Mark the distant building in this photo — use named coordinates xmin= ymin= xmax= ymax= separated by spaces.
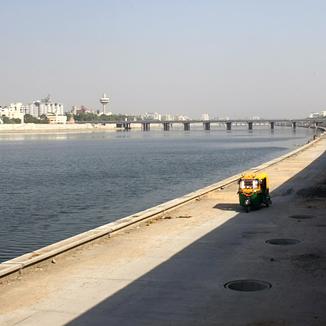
xmin=0 ymin=103 xmax=24 ymax=122
xmin=46 ymin=113 xmax=67 ymax=124
xmin=201 ymin=113 xmax=210 ymax=121
xmin=162 ymin=114 xmax=174 ymax=121
xmin=309 ymin=112 xmax=320 ymax=118
xmin=252 ymin=116 xmax=261 ymax=120
xmin=0 ymin=95 xmax=67 ymax=124
xmin=24 ymin=95 xmax=64 ymax=118
xmin=320 ymin=111 xmax=326 ymax=117
xmin=174 ymin=115 xmax=189 ymax=121
xmin=71 ymin=105 xmax=93 ymax=115
xmin=143 ymin=112 xmax=162 ymax=120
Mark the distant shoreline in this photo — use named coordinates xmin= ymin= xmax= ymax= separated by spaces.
xmin=0 ymin=123 xmax=120 ymax=135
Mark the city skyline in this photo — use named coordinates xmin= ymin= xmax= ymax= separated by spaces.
xmin=1 ymin=1 xmax=326 ymax=119
xmin=2 ymin=93 xmax=326 ymax=122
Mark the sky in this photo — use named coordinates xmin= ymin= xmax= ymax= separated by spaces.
xmin=1 ymin=0 xmax=326 ymax=119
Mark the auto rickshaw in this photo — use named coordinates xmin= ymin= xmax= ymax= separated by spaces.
xmin=238 ymin=172 xmax=272 ymax=212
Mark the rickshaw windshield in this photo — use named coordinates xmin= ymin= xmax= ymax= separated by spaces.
xmin=240 ymin=179 xmax=259 ymax=189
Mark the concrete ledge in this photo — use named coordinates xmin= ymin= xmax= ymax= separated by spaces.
xmin=0 ymin=263 xmax=24 ymax=277
xmin=0 ymin=132 xmax=324 ymax=279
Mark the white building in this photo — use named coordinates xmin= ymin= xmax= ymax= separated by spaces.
xmin=162 ymin=114 xmax=174 ymax=121
xmin=143 ymin=112 xmax=162 ymax=120
xmin=46 ymin=113 xmax=67 ymax=124
xmin=309 ymin=112 xmax=320 ymax=118
xmin=174 ymin=115 xmax=189 ymax=121
xmin=201 ymin=113 xmax=210 ymax=121
xmin=25 ymin=95 xmax=64 ymax=118
xmin=0 ymin=103 xmax=24 ymax=122
xmin=320 ymin=111 xmax=326 ymax=117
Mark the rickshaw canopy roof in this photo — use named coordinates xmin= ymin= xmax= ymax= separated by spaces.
xmin=241 ymin=172 xmax=269 ymax=181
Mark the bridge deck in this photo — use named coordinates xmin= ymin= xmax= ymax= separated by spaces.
xmin=1 ymin=137 xmax=326 ymax=325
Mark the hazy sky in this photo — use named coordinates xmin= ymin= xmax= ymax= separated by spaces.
xmin=1 ymin=0 xmax=325 ymax=118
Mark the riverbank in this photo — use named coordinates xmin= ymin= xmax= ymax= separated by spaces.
xmin=0 ymin=132 xmax=325 ymax=325
xmin=0 ymin=123 xmax=118 ymax=134
xmin=0 ymin=123 xmax=174 ymax=134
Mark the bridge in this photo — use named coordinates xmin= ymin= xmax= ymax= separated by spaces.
xmin=77 ymin=118 xmax=324 ymax=131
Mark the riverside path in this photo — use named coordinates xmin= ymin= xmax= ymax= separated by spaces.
xmin=1 ymin=136 xmax=326 ymax=326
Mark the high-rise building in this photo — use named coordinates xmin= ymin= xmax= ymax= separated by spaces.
xmin=25 ymin=95 xmax=64 ymax=118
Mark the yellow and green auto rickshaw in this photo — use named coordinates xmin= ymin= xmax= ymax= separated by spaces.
xmin=238 ymin=172 xmax=272 ymax=212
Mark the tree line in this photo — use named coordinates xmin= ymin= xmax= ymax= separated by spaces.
xmin=1 ymin=112 xmax=141 ymax=124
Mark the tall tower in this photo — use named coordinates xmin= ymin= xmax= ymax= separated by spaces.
xmin=99 ymin=93 xmax=110 ymax=115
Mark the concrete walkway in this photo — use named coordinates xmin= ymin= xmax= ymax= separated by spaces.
xmin=1 ymin=137 xmax=326 ymax=326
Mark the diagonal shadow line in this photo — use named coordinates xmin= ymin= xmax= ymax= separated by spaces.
xmin=66 ymin=151 xmax=326 ymax=326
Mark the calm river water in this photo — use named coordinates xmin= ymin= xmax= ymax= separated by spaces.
xmin=0 ymin=127 xmax=314 ymax=262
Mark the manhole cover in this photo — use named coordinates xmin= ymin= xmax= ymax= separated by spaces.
xmin=224 ymin=279 xmax=272 ymax=292
xmin=289 ymin=214 xmax=314 ymax=219
xmin=265 ymin=238 xmax=301 ymax=245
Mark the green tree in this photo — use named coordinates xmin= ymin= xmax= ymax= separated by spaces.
xmin=39 ymin=114 xmax=49 ymax=124
xmin=73 ymin=112 xmax=138 ymax=123
xmin=2 ymin=116 xmax=11 ymax=124
xmin=2 ymin=116 xmax=21 ymax=124
xmin=24 ymin=114 xmax=38 ymax=123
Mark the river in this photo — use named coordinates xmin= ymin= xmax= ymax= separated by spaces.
xmin=0 ymin=126 xmax=314 ymax=262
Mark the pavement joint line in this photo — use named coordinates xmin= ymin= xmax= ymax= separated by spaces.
xmin=11 ymin=312 xmax=38 ymax=326
xmin=0 ymin=134 xmax=324 ymax=280
xmin=31 ymin=309 xmax=76 ymax=315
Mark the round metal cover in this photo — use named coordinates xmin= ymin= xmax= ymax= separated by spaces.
xmin=224 ymin=279 xmax=272 ymax=292
xmin=265 ymin=238 xmax=301 ymax=245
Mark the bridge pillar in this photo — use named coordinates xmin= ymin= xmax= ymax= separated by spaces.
xmin=292 ymin=121 xmax=296 ymax=130
xmin=163 ymin=122 xmax=170 ymax=131
xmin=123 ymin=122 xmax=131 ymax=130
xmin=226 ymin=122 xmax=232 ymax=131
xmin=142 ymin=122 xmax=150 ymax=131
xmin=184 ymin=122 xmax=190 ymax=131
xmin=203 ymin=122 xmax=210 ymax=130
xmin=270 ymin=121 xmax=274 ymax=130
xmin=248 ymin=122 xmax=253 ymax=130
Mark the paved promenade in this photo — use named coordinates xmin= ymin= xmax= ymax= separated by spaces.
xmin=1 ymin=137 xmax=326 ymax=325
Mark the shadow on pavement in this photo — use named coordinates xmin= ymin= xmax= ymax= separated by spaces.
xmin=213 ymin=203 xmax=242 ymax=212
